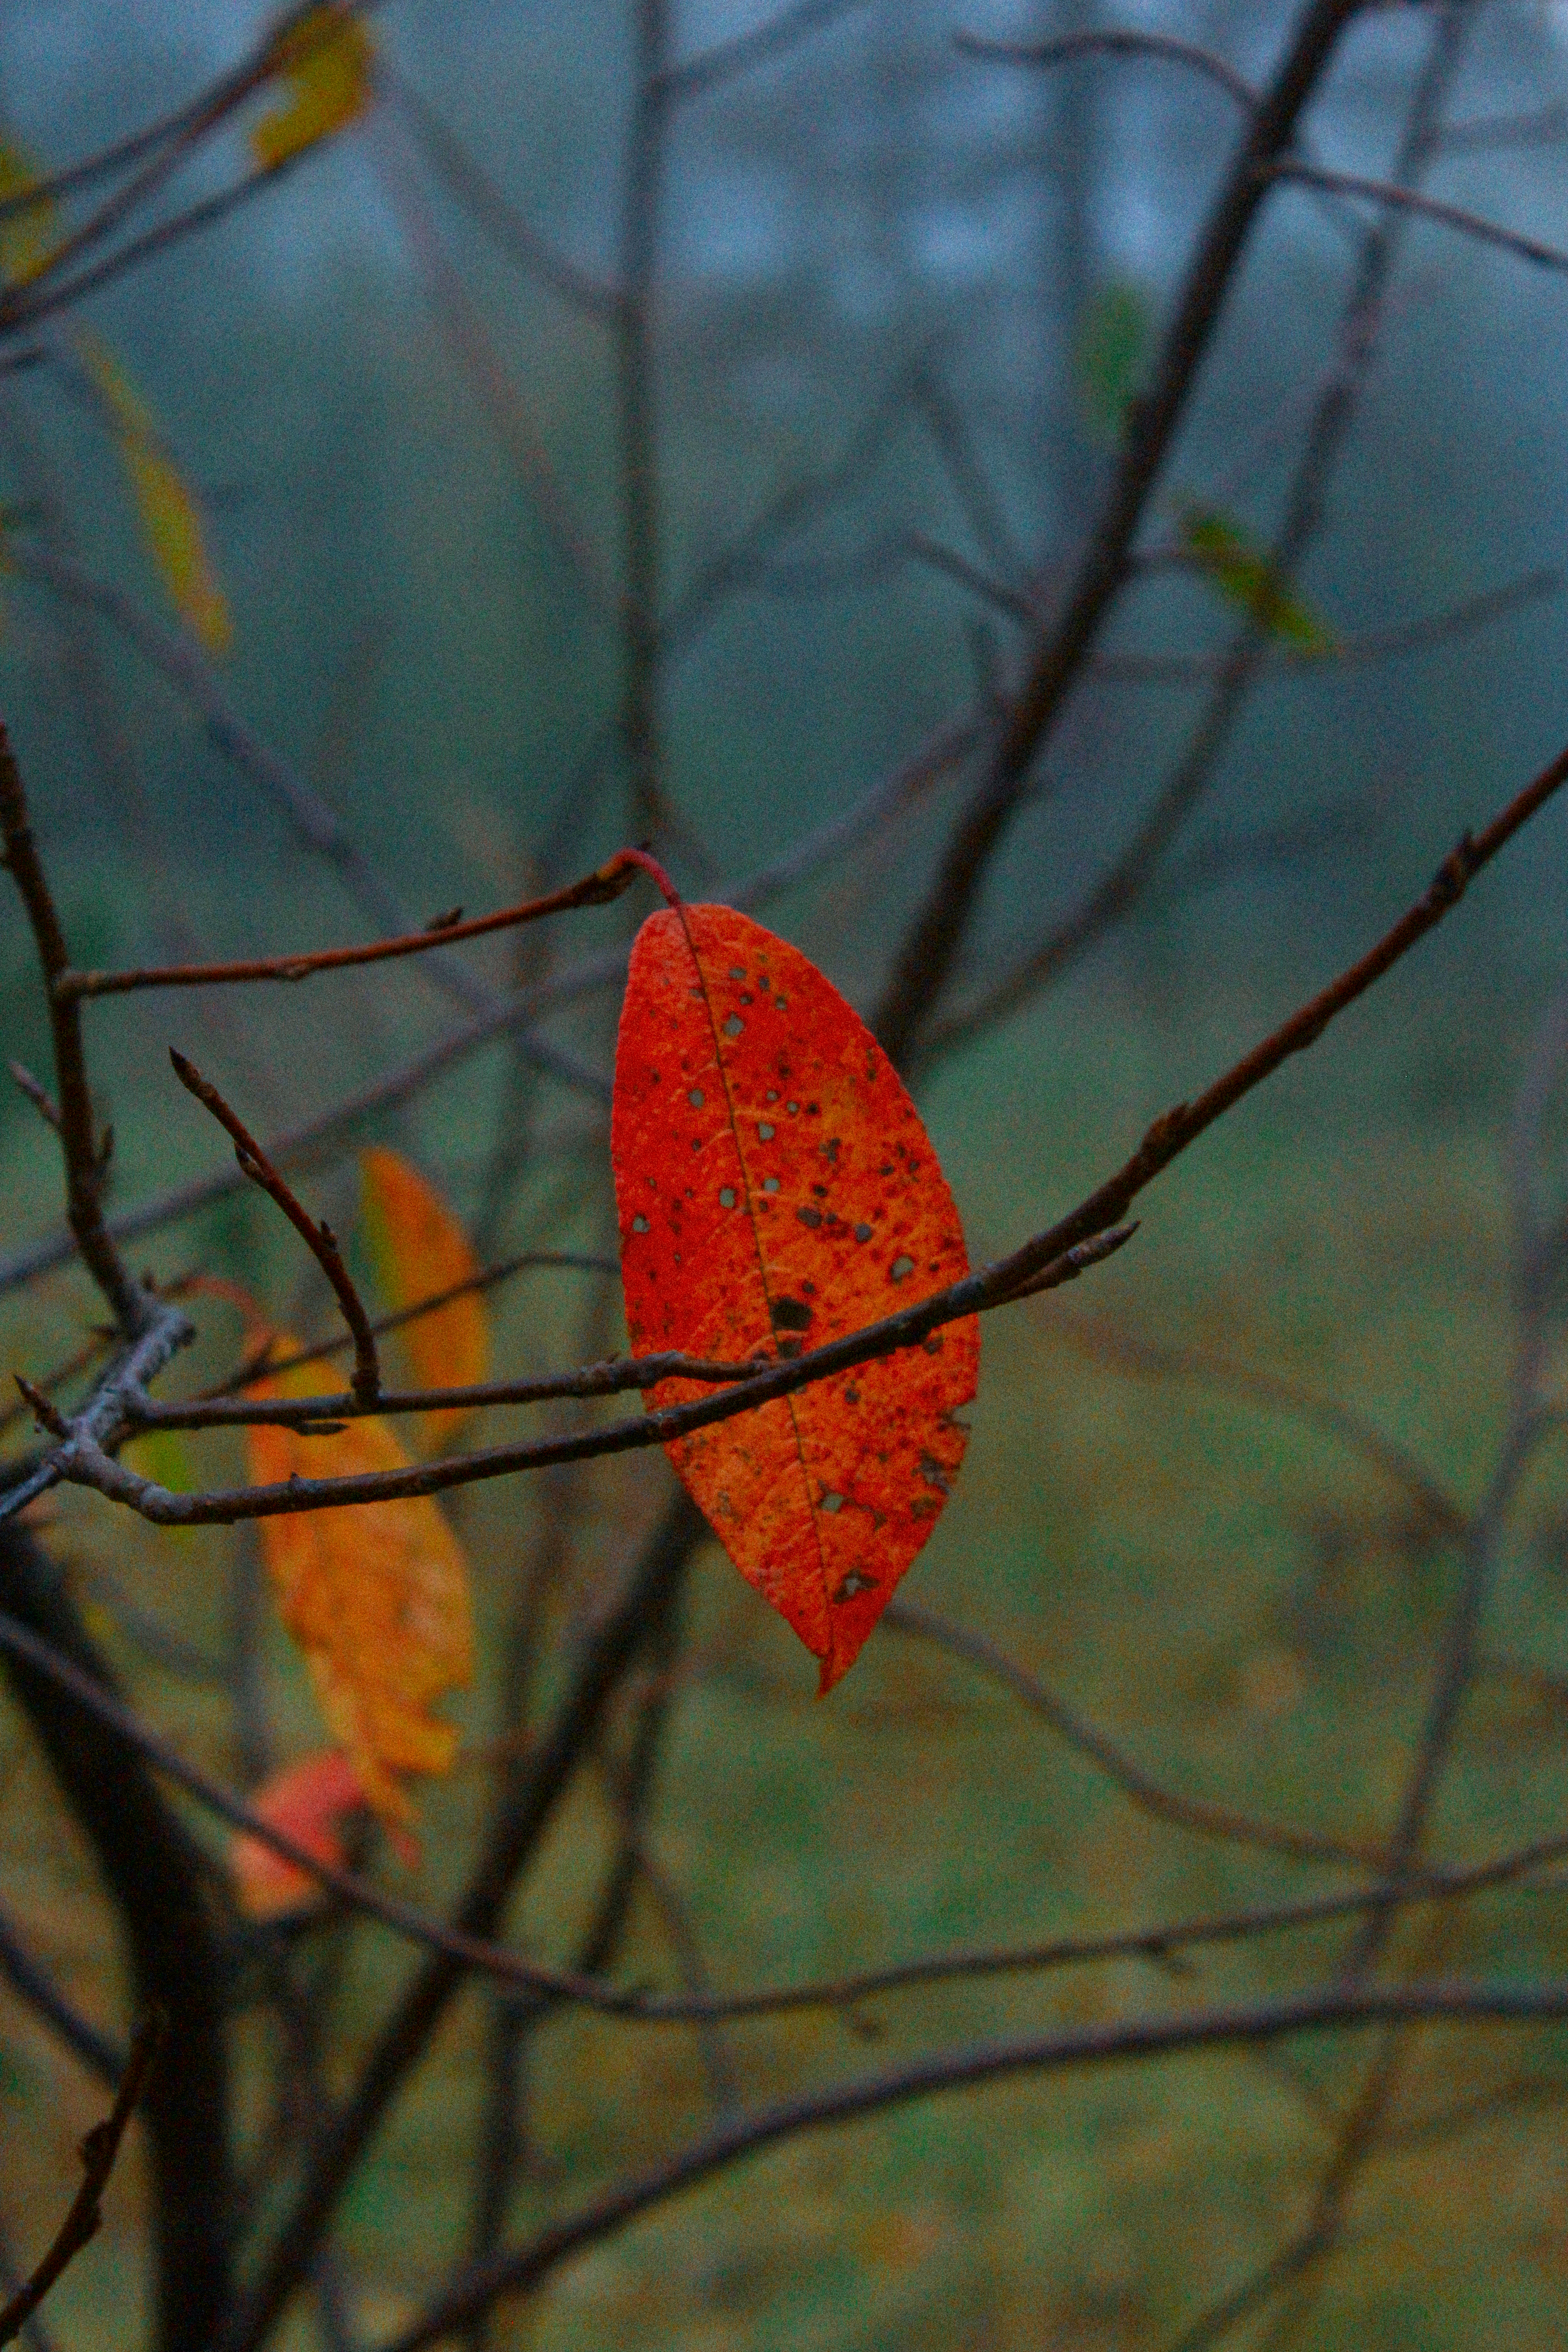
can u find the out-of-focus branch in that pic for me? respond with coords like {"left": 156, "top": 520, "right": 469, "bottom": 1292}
{"left": 873, "top": 0, "right": 1367, "bottom": 1065}
{"left": 954, "top": 26, "right": 1257, "bottom": 113}
{"left": 657, "top": 0, "right": 871, "bottom": 103}
{"left": 379, "top": 64, "right": 622, "bottom": 320}
{"left": 379, "top": 1977, "right": 1568, "bottom": 2352}
{"left": 0, "top": 2010, "right": 165, "bottom": 2352}
{"left": 884, "top": 1599, "right": 1378, "bottom": 1866}
{"left": 1267, "top": 159, "right": 1568, "bottom": 272}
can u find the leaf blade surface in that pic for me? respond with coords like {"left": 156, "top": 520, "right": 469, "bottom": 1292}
{"left": 612, "top": 905, "right": 977, "bottom": 1690}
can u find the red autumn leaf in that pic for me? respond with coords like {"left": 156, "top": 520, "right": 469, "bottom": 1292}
{"left": 230, "top": 1747, "right": 365, "bottom": 1920}
{"left": 611, "top": 881, "right": 978, "bottom": 1691}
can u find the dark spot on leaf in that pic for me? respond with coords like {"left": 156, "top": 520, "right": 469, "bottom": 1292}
{"left": 798, "top": 1207, "right": 822, "bottom": 1229}
{"left": 919, "top": 1456, "right": 951, "bottom": 1494}
{"left": 835, "top": 1568, "right": 877, "bottom": 1599}
{"left": 844, "top": 1385, "right": 860, "bottom": 1403}
{"left": 771, "top": 1297, "right": 813, "bottom": 1332}
{"left": 922, "top": 1336, "right": 942, "bottom": 1354}
{"left": 776, "top": 1338, "right": 802, "bottom": 1359}
{"left": 728, "top": 966, "right": 745, "bottom": 980}
{"left": 854, "top": 1223, "right": 872, "bottom": 1243}
{"left": 775, "top": 996, "right": 787, "bottom": 1009}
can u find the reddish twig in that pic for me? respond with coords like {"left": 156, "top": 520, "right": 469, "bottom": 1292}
{"left": 56, "top": 856, "right": 641, "bottom": 1000}
{"left": 63, "top": 736, "right": 1568, "bottom": 1528}
{"left": 167, "top": 1052, "right": 381, "bottom": 1408}
{"left": 0, "top": 2008, "right": 166, "bottom": 2350}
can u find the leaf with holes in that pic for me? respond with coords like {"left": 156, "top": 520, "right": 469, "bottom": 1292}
{"left": 611, "top": 871, "right": 978, "bottom": 1691}
{"left": 246, "top": 1336, "right": 472, "bottom": 1847}
{"left": 230, "top": 1747, "right": 366, "bottom": 1919}
{"left": 359, "top": 1146, "right": 488, "bottom": 1454}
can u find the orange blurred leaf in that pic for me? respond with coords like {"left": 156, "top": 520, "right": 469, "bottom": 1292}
{"left": 0, "top": 134, "right": 60, "bottom": 289}
{"left": 246, "top": 1337, "right": 473, "bottom": 1842}
{"left": 359, "top": 1146, "right": 489, "bottom": 1453}
{"left": 230, "top": 1747, "right": 365, "bottom": 1918}
{"left": 252, "top": 3, "right": 375, "bottom": 173}
{"left": 611, "top": 899, "right": 978, "bottom": 1692}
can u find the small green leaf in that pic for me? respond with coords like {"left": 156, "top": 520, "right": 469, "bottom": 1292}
{"left": 1074, "top": 279, "right": 1153, "bottom": 445}
{"left": 1174, "top": 499, "right": 1337, "bottom": 654}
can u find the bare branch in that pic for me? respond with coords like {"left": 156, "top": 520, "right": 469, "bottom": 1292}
{"left": 0, "top": 723, "right": 146, "bottom": 1328}
{"left": 1267, "top": 159, "right": 1568, "bottom": 274}
{"left": 167, "top": 1053, "right": 381, "bottom": 1407}
{"left": 955, "top": 26, "right": 1257, "bottom": 113}
{"left": 657, "top": 0, "right": 871, "bottom": 103}
{"left": 0, "top": 2009, "right": 165, "bottom": 2350}
{"left": 50, "top": 736, "right": 1568, "bottom": 1528}
{"left": 56, "top": 855, "right": 641, "bottom": 1000}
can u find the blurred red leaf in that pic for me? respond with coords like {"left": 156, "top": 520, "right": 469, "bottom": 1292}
{"left": 230, "top": 1748, "right": 365, "bottom": 1919}
{"left": 612, "top": 893, "right": 978, "bottom": 1691}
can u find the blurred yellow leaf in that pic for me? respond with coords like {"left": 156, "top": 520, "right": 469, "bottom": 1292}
{"left": 78, "top": 339, "right": 231, "bottom": 655}
{"left": 252, "top": 3, "right": 376, "bottom": 173}
{"left": 360, "top": 1146, "right": 489, "bottom": 1455}
{"left": 246, "top": 1335, "right": 473, "bottom": 1847}
{"left": 0, "top": 134, "right": 61, "bottom": 288}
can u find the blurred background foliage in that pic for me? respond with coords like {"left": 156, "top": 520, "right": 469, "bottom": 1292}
{"left": 4, "top": 2, "right": 1568, "bottom": 2347}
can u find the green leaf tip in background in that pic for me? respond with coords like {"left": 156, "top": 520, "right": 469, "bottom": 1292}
{"left": 1173, "top": 497, "right": 1338, "bottom": 655}
{"left": 1074, "top": 278, "right": 1154, "bottom": 445}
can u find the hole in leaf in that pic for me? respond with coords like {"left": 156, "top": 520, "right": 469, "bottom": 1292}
{"left": 631, "top": 1215, "right": 649, "bottom": 1234}
{"left": 836, "top": 1568, "right": 877, "bottom": 1598}
{"left": 891, "top": 1255, "right": 915, "bottom": 1282}
{"left": 820, "top": 1491, "right": 844, "bottom": 1514}
{"left": 787, "top": 1101, "right": 799, "bottom": 1115}
{"left": 798, "top": 1207, "right": 823, "bottom": 1229}
{"left": 729, "top": 966, "right": 745, "bottom": 980}
{"left": 719, "top": 1188, "right": 736, "bottom": 1209}
{"left": 775, "top": 996, "right": 787, "bottom": 1009}
{"left": 757, "top": 1122, "right": 775, "bottom": 1140}
{"left": 723, "top": 1014, "right": 744, "bottom": 1037}
{"left": 763, "top": 1176, "right": 780, "bottom": 1192}
{"left": 688, "top": 1088, "right": 704, "bottom": 1107}
{"left": 854, "top": 1223, "right": 872, "bottom": 1243}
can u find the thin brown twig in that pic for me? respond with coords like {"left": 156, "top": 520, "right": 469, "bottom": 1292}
{"left": 56, "top": 856, "right": 641, "bottom": 1000}
{"left": 55, "top": 735, "right": 1568, "bottom": 1529}
{"left": 0, "top": 2008, "right": 166, "bottom": 2350}
{"left": 167, "top": 1053, "right": 381, "bottom": 1408}
{"left": 0, "top": 722, "right": 145, "bottom": 1329}
{"left": 884, "top": 1599, "right": 1380, "bottom": 1867}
